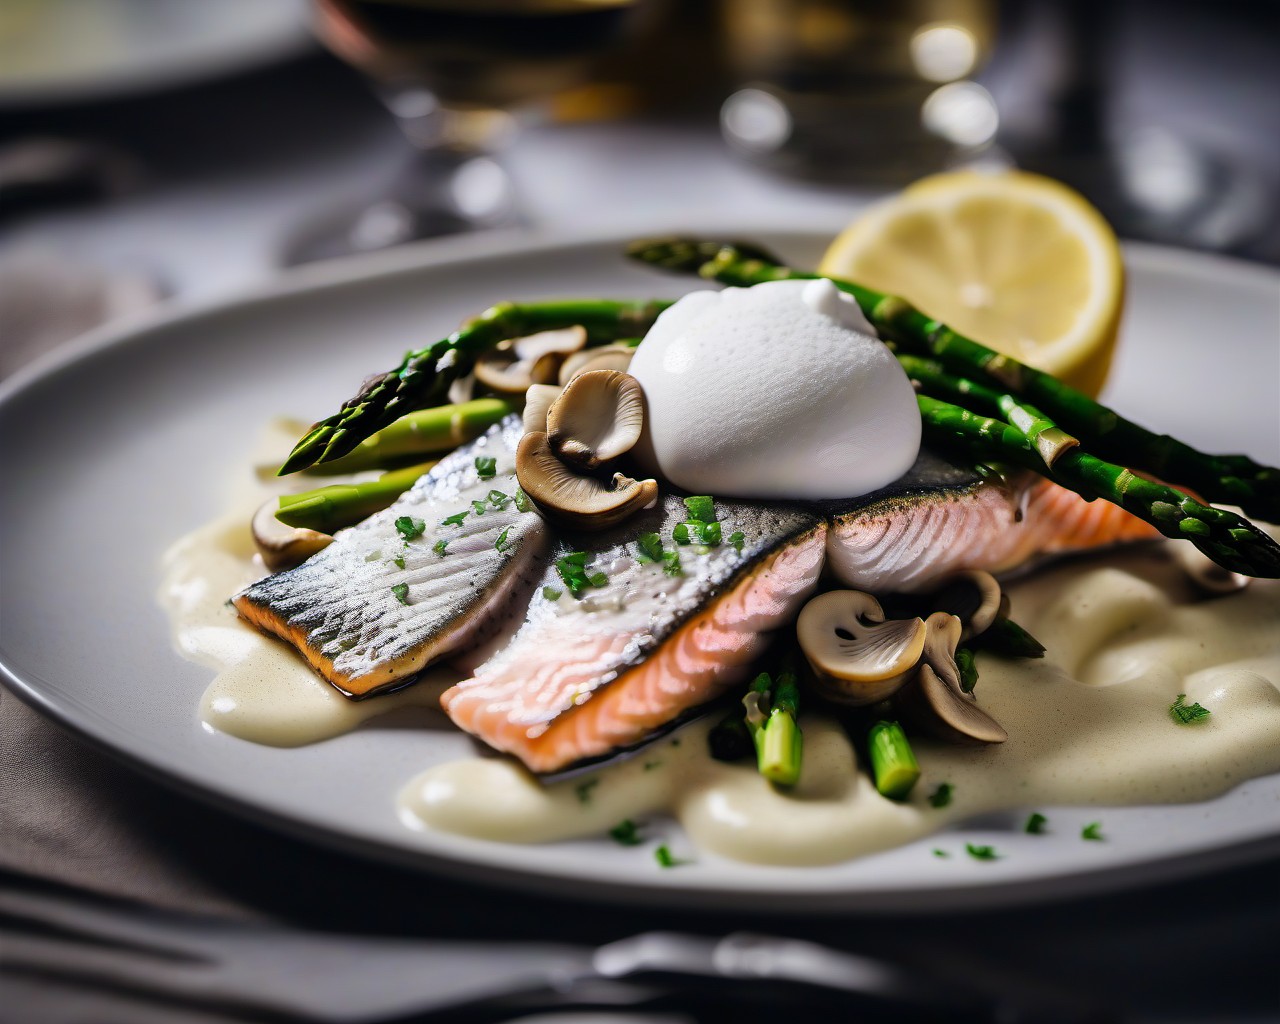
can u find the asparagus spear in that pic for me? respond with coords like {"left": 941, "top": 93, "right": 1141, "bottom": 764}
{"left": 867, "top": 720, "right": 920, "bottom": 800}
{"left": 275, "top": 460, "right": 435, "bottom": 533}
{"left": 918, "top": 395, "right": 1280, "bottom": 578}
{"left": 291, "top": 398, "right": 512, "bottom": 476}
{"left": 280, "top": 299, "right": 671, "bottom": 474}
{"left": 743, "top": 670, "right": 804, "bottom": 787}
{"left": 626, "top": 238, "right": 1280, "bottom": 522}
{"left": 973, "top": 617, "right": 1046, "bottom": 659}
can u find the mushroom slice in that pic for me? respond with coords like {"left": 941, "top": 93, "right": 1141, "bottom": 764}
{"left": 558, "top": 343, "right": 635, "bottom": 385}
{"left": 251, "top": 499, "right": 332, "bottom": 571}
{"left": 930, "top": 570, "right": 1002, "bottom": 640}
{"left": 796, "top": 590, "right": 927, "bottom": 706}
{"left": 546, "top": 369, "right": 645, "bottom": 471}
{"left": 515, "top": 431, "right": 658, "bottom": 531}
{"left": 522, "top": 383, "right": 563, "bottom": 434}
{"left": 898, "top": 611, "right": 1007, "bottom": 745}
{"left": 474, "top": 326, "right": 587, "bottom": 394}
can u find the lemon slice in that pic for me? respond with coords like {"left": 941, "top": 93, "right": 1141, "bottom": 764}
{"left": 820, "top": 170, "right": 1124, "bottom": 397}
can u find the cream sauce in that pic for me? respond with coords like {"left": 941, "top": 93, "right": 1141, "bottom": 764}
{"left": 162, "top": 438, "right": 1280, "bottom": 865}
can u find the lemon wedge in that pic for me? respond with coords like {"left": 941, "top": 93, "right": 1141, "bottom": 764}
{"left": 820, "top": 170, "right": 1124, "bottom": 397}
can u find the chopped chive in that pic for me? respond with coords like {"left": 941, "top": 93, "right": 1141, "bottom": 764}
{"left": 654, "top": 844, "right": 687, "bottom": 868}
{"left": 394, "top": 516, "right": 426, "bottom": 542}
{"left": 495, "top": 527, "right": 512, "bottom": 553}
{"left": 543, "top": 586, "right": 562, "bottom": 601}
{"left": 392, "top": 554, "right": 406, "bottom": 569}
{"left": 391, "top": 583, "right": 410, "bottom": 605}
{"left": 1025, "top": 812, "right": 1048, "bottom": 835}
{"left": 562, "top": 551, "right": 589, "bottom": 565}
{"left": 1170, "top": 693, "right": 1211, "bottom": 725}
{"left": 727, "top": 531, "right": 744, "bottom": 551}
{"left": 698, "top": 521, "right": 722, "bottom": 546}
{"left": 1081, "top": 822, "right": 1104, "bottom": 841}
{"left": 609, "top": 820, "right": 643, "bottom": 846}
{"left": 965, "top": 843, "right": 999, "bottom": 861}
{"left": 575, "top": 778, "right": 598, "bottom": 805}
{"left": 672, "top": 522, "right": 691, "bottom": 545}
{"left": 441, "top": 511, "right": 468, "bottom": 527}
{"left": 513, "top": 487, "right": 533, "bottom": 513}
{"left": 587, "top": 571, "right": 608, "bottom": 588}
{"left": 928, "top": 783, "right": 953, "bottom": 808}
{"left": 433, "top": 539, "right": 448, "bottom": 556}
{"left": 635, "top": 532, "right": 664, "bottom": 563}
{"left": 683, "top": 495, "right": 715, "bottom": 523}
{"left": 662, "top": 549, "right": 683, "bottom": 577}
{"left": 474, "top": 456, "right": 497, "bottom": 479}
{"left": 933, "top": 849, "right": 950, "bottom": 858}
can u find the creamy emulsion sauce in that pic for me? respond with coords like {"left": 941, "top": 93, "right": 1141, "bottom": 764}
{"left": 159, "top": 435, "right": 1280, "bottom": 866}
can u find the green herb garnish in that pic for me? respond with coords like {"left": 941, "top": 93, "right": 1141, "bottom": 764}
{"left": 471, "top": 500, "right": 488, "bottom": 515}
{"left": 394, "top": 516, "right": 426, "bottom": 542}
{"left": 928, "top": 783, "right": 953, "bottom": 808}
{"left": 609, "top": 820, "right": 643, "bottom": 846}
{"left": 727, "top": 531, "right": 745, "bottom": 551}
{"left": 441, "top": 511, "right": 468, "bottom": 527}
{"left": 654, "top": 844, "right": 687, "bottom": 868}
{"left": 588, "top": 571, "right": 608, "bottom": 588}
{"left": 698, "top": 521, "right": 722, "bottom": 545}
{"left": 683, "top": 495, "right": 716, "bottom": 523}
{"left": 635, "top": 532, "right": 664, "bottom": 563}
{"left": 543, "top": 586, "right": 562, "bottom": 601}
{"left": 392, "top": 554, "right": 406, "bottom": 569}
{"left": 1025, "top": 812, "right": 1048, "bottom": 835}
{"left": 495, "top": 527, "right": 512, "bottom": 553}
{"left": 487, "top": 489, "right": 510, "bottom": 509}
{"left": 555, "top": 551, "right": 608, "bottom": 597}
{"left": 391, "top": 583, "right": 410, "bottom": 605}
{"left": 933, "top": 849, "right": 949, "bottom": 858}
{"left": 1170, "top": 693, "right": 1211, "bottom": 725}
{"left": 1081, "top": 822, "right": 1104, "bottom": 841}
{"left": 672, "top": 522, "right": 691, "bottom": 545}
{"left": 575, "top": 778, "right": 598, "bottom": 805}
{"left": 661, "top": 550, "right": 683, "bottom": 577}
{"left": 965, "top": 843, "right": 998, "bottom": 861}
{"left": 513, "top": 487, "right": 533, "bottom": 513}
{"left": 433, "top": 539, "right": 448, "bottom": 556}
{"left": 643, "top": 761, "right": 661, "bottom": 771}
{"left": 474, "top": 456, "right": 497, "bottom": 479}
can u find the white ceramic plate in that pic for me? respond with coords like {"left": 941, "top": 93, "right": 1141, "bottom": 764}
{"left": 2, "top": 229, "right": 1278, "bottom": 912}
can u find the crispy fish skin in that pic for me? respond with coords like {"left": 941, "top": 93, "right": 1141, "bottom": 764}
{"left": 821, "top": 451, "right": 1159, "bottom": 593}
{"left": 441, "top": 498, "right": 827, "bottom": 772}
{"left": 233, "top": 420, "right": 548, "bottom": 698}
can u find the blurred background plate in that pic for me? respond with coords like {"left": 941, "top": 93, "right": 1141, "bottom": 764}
{"left": 0, "top": 0, "right": 311, "bottom": 109}
{"left": 0, "top": 227, "right": 1277, "bottom": 912}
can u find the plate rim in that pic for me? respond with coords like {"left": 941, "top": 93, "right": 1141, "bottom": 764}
{"left": 2, "top": 226, "right": 1278, "bottom": 913}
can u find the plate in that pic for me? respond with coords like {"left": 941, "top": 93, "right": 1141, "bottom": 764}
{"left": 2, "top": 228, "right": 1278, "bottom": 912}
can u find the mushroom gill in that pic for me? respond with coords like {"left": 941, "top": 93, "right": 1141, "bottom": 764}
{"left": 897, "top": 611, "right": 1008, "bottom": 745}
{"left": 474, "top": 326, "right": 587, "bottom": 394}
{"left": 546, "top": 369, "right": 645, "bottom": 470}
{"left": 515, "top": 431, "right": 657, "bottom": 530}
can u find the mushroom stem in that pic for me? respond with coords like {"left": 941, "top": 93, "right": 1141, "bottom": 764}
{"left": 867, "top": 720, "right": 921, "bottom": 801}
{"left": 275, "top": 460, "right": 436, "bottom": 533}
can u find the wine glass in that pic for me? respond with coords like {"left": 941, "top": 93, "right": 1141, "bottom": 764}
{"left": 286, "top": 0, "right": 655, "bottom": 264}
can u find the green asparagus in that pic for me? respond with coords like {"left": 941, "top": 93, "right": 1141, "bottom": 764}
{"left": 867, "top": 720, "right": 920, "bottom": 800}
{"left": 743, "top": 670, "right": 803, "bottom": 787}
{"left": 280, "top": 299, "right": 670, "bottom": 474}
{"left": 626, "top": 238, "right": 1280, "bottom": 522}
{"left": 275, "top": 460, "right": 435, "bottom": 533}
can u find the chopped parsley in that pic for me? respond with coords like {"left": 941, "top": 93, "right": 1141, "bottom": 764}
{"left": 698, "top": 521, "right": 722, "bottom": 545}
{"left": 513, "top": 487, "right": 533, "bottom": 513}
{"left": 965, "top": 843, "right": 999, "bottom": 861}
{"left": 575, "top": 778, "right": 598, "bottom": 805}
{"left": 392, "top": 554, "right": 406, "bottom": 570}
{"left": 391, "top": 583, "right": 410, "bottom": 605}
{"left": 933, "top": 849, "right": 950, "bottom": 859}
{"left": 635, "top": 532, "right": 664, "bottom": 563}
{"left": 394, "top": 516, "right": 426, "bottom": 542}
{"left": 474, "top": 456, "right": 497, "bottom": 479}
{"left": 928, "top": 783, "right": 953, "bottom": 808}
{"left": 654, "top": 844, "right": 688, "bottom": 868}
{"left": 1081, "top": 822, "right": 1104, "bottom": 841}
{"left": 542, "top": 586, "right": 562, "bottom": 601}
{"left": 661, "top": 549, "right": 683, "bottom": 577}
{"left": 1170, "top": 693, "right": 1211, "bottom": 725}
{"left": 487, "top": 489, "right": 510, "bottom": 509}
{"left": 727, "top": 531, "right": 744, "bottom": 551}
{"left": 672, "top": 522, "right": 690, "bottom": 546}
{"left": 471, "top": 500, "right": 488, "bottom": 515}
{"left": 683, "top": 495, "right": 716, "bottom": 523}
{"left": 1025, "top": 812, "right": 1048, "bottom": 835}
{"left": 556, "top": 551, "right": 608, "bottom": 597}
{"left": 433, "top": 539, "right": 448, "bottom": 556}
{"left": 495, "top": 527, "right": 512, "bottom": 553}
{"left": 441, "top": 511, "right": 469, "bottom": 527}
{"left": 609, "top": 819, "right": 643, "bottom": 846}
{"left": 674, "top": 520, "right": 721, "bottom": 546}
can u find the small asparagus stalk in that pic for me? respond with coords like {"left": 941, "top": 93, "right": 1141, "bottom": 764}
{"left": 973, "top": 617, "right": 1046, "bottom": 659}
{"left": 742, "top": 670, "right": 804, "bottom": 787}
{"left": 275, "top": 460, "right": 435, "bottom": 533}
{"left": 292, "top": 398, "right": 511, "bottom": 475}
{"left": 280, "top": 299, "right": 670, "bottom": 474}
{"left": 867, "top": 720, "right": 920, "bottom": 800}
{"left": 918, "top": 395, "right": 1280, "bottom": 578}
{"left": 626, "top": 239, "right": 1280, "bottom": 522}
{"left": 955, "top": 647, "right": 979, "bottom": 694}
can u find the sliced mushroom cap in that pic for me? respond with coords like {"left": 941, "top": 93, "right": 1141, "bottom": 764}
{"left": 558, "top": 343, "right": 635, "bottom": 385}
{"left": 522, "top": 383, "right": 563, "bottom": 434}
{"left": 515, "top": 431, "right": 658, "bottom": 530}
{"left": 930, "top": 570, "right": 1003, "bottom": 640}
{"left": 896, "top": 611, "right": 1007, "bottom": 744}
{"left": 251, "top": 499, "right": 332, "bottom": 571}
{"left": 546, "top": 370, "right": 645, "bottom": 470}
{"left": 474, "top": 326, "right": 587, "bottom": 394}
{"left": 796, "top": 590, "right": 927, "bottom": 706}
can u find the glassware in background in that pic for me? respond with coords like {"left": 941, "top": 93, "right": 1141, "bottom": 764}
{"left": 286, "top": 0, "right": 655, "bottom": 264}
{"left": 718, "top": 0, "right": 999, "bottom": 184}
